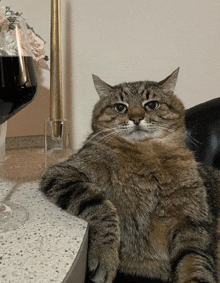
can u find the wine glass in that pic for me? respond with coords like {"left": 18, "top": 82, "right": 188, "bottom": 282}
{"left": 0, "top": 16, "right": 38, "bottom": 233}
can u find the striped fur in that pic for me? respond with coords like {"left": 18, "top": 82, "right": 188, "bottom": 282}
{"left": 40, "top": 69, "right": 220, "bottom": 283}
{"left": 41, "top": 163, "right": 120, "bottom": 283}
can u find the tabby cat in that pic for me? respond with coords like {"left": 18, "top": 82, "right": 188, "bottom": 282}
{"left": 40, "top": 69, "right": 220, "bottom": 283}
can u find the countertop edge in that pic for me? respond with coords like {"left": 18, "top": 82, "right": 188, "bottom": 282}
{"left": 63, "top": 226, "right": 89, "bottom": 283}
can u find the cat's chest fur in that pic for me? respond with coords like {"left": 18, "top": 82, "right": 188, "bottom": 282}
{"left": 102, "top": 142, "right": 168, "bottom": 225}
{"left": 109, "top": 140, "right": 188, "bottom": 192}
{"left": 103, "top": 140, "right": 200, "bottom": 276}
{"left": 110, "top": 143, "right": 162, "bottom": 208}
{"left": 104, "top": 139, "right": 198, "bottom": 234}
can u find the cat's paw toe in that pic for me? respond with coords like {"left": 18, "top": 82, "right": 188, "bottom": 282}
{"left": 87, "top": 248, "right": 119, "bottom": 283}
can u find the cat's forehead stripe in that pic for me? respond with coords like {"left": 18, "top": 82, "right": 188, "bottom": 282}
{"left": 122, "top": 84, "right": 148, "bottom": 97}
{"left": 138, "top": 84, "right": 146, "bottom": 95}
{"left": 122, "top": 85, "right": 132, "bottom": 96}
{"left": 120, "top": 92, "right": 125, "bottom": 101}
{"left": 118, "top": 82, "right": 158, "bottom": 101}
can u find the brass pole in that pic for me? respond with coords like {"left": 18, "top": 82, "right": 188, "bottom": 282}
{"left": 50, "top": 0, "right": 64, "bottom": 137}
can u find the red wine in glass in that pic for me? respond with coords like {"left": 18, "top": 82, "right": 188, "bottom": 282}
{"left": 0, "top": 56, "right": 38, "bottom": 125}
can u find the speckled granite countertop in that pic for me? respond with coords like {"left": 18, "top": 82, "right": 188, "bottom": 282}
{"left": 0, "top": 148, "right": 88, "bottom": 283}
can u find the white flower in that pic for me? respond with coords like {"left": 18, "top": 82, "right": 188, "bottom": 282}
{"left": 27, "top": 29, "right": 49, "bottom": 70}
{"left": 1, "top": 31, "right": 17, "bottom": 56}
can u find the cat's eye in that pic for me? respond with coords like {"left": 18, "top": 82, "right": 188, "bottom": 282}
{"left": 144, "top": 101, "right": 159, "bottom": 111}
{"left": 114, "top": 103, "right": 128, "bottom": 113}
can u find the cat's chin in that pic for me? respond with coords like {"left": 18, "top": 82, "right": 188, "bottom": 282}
{"left": 122, "top": 130, "right": 152, "bottom": 142}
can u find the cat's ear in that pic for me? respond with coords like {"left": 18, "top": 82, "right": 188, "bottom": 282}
{"left": 159, "top": 68, "right": 180, "bottom": 93}
{"left": 92, "top": 74, "right": 113, "bottom": 98}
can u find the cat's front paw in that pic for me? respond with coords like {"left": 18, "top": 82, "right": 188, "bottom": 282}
{"left": 87, "top": 245, "right": 119, "bottom": 283}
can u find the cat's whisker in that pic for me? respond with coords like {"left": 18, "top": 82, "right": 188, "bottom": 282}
{"left": 150, "top": 123, "right": 183, "bottom": 134}
{"left": 186, "top": 132, "right": 202, "bottom": 149}
{"left": 97, "top": 128, "right": 125, "bottom": 142}
{"left": 84, "top": 127, "right": 120, "bottom": 145}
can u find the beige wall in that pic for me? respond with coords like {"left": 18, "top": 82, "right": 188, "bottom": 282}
{"left": 3, "top": 0, "right": 220, "bottom": 150}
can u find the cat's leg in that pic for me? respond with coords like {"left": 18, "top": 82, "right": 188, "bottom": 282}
{"left": 169, "top": 218, "right": 217, "bottom": 283}
{"left": 40, "top": 163, "right": 120, "bottom": 283}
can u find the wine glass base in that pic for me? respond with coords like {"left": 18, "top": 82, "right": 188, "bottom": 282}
{"left": 0, "top": 201, "right": 29, "bottom": 233}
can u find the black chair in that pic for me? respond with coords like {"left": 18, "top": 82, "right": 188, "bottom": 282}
{"left": 185, "top": 97, "right": 220, "bottom": 170}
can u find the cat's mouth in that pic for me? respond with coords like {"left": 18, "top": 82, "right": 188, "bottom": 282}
{"left": 125, "top": 125, "right": 150, "bottom": 140}
{"left": 132, "top": 124, "right": 148, "bottom": 132}
{"left": 133, "top": 126, "right": 145, "bottom": 132}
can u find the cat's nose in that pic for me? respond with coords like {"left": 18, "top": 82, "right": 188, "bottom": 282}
{"left": 128, "top": 107, "right": 145, "bottom": 125}
{"left": 130, "top": 117, "right": 143, "bottom": 125}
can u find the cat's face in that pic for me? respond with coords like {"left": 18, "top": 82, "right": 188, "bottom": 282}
{"left": 92, "top": 69, "right": 186, "bottom": 142}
